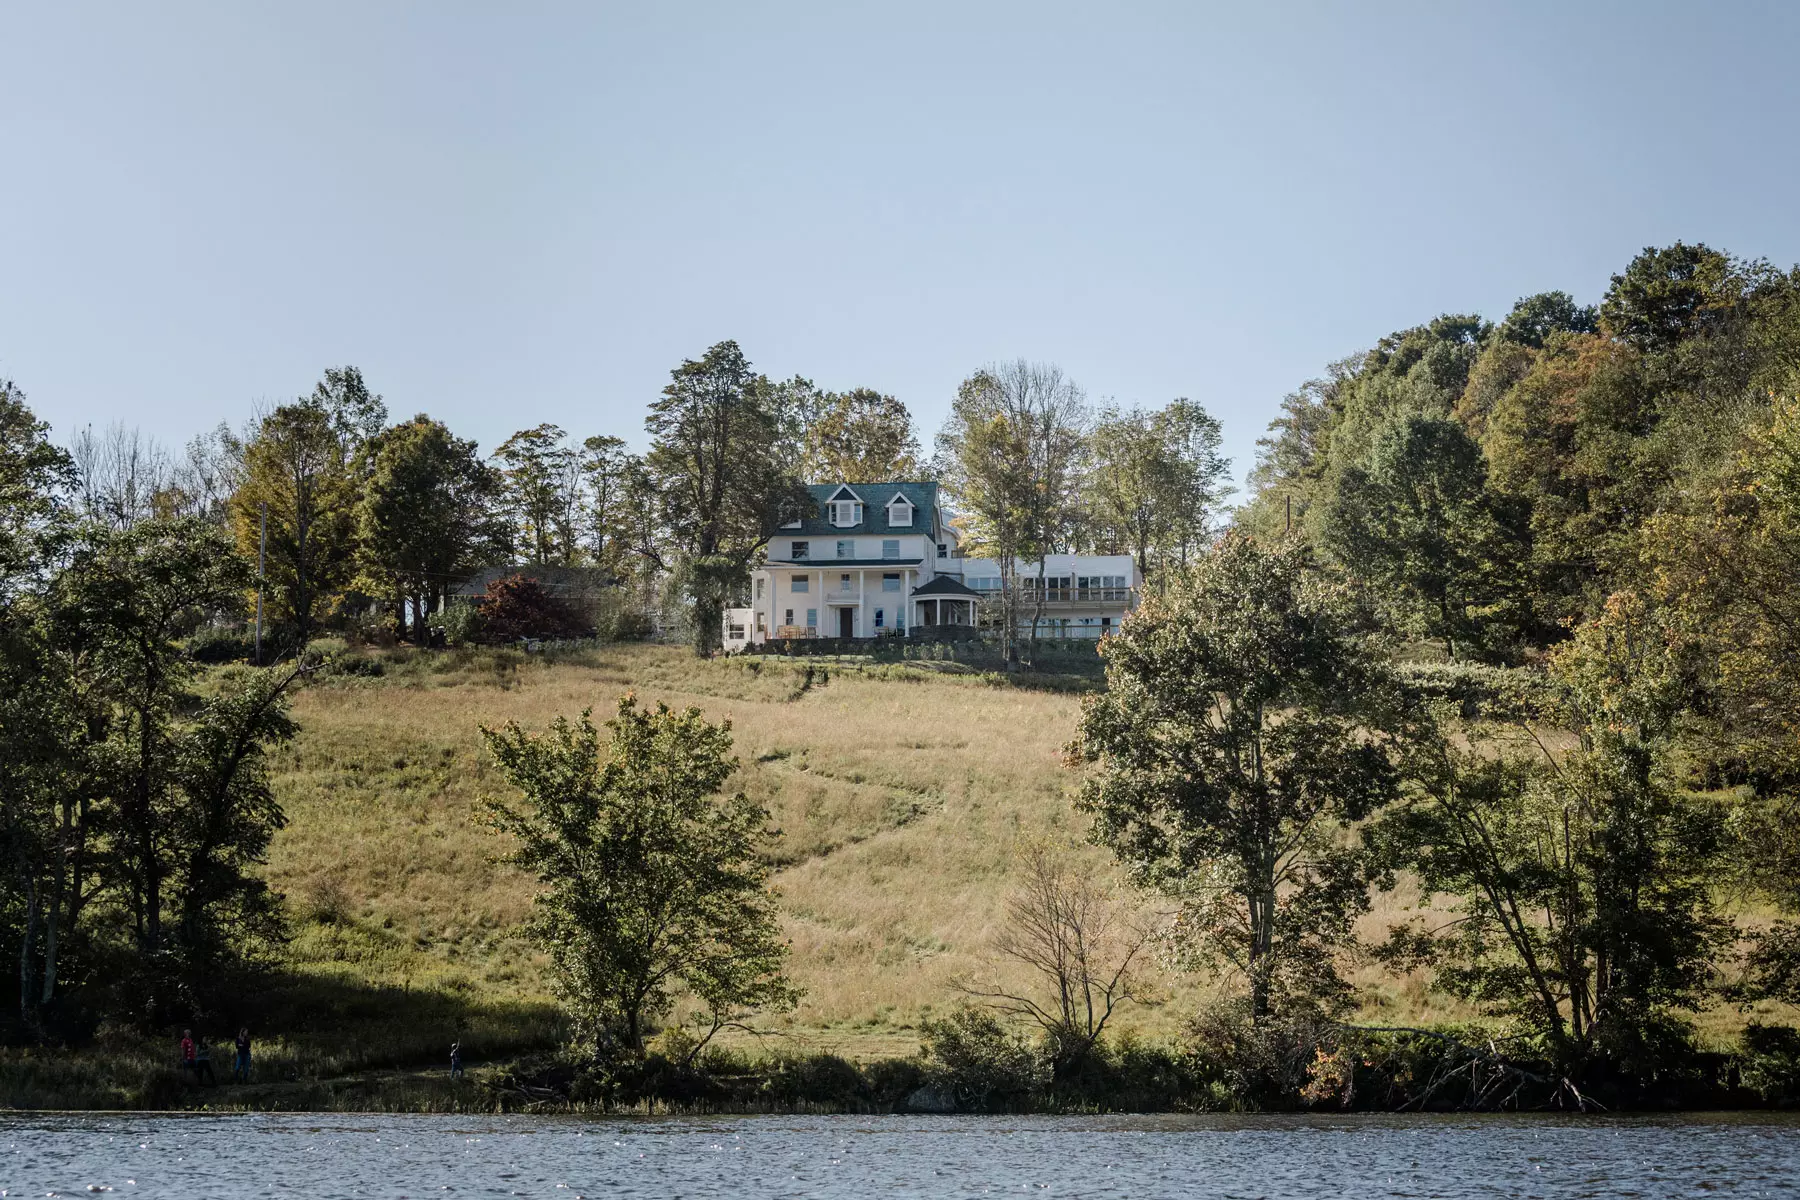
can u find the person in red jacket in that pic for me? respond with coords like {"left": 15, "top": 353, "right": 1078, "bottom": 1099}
{"left": 179, "top": 1030, "right": 197, "bottom": 1082}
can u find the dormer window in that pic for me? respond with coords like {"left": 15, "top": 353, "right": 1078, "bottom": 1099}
{"left": 825, "top": 485, "right": 864, "bottom": 528}
{"left": 886, "top": 493, "right": 914, "bottom": 527}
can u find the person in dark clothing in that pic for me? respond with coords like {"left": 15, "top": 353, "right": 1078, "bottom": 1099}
{"left": 194, "top": 1037, "right": 216, "bottom": 1085}
{"left": 233, "top": 1028, "right": 252, "bottom": 1083}
{"left": 449, "top": 1041, "right": 464, "bottom": 1080}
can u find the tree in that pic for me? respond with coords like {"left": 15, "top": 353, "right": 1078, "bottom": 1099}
{"left": 1498, "top": 291, "right": 1598, "bottom": 349}
{"left": 357, "top": 416, "right": 500, "bottom": 641}
{"left": 480, "top": 696, "right": 797, "bottom": 1057}
{"left": 167, "top": 662, "right": 305, "bottom": 983}
{"left": 68, "top": 424, "right": 170, "bottom": 529}
{"left": 1377, "top": 594, "right": 1729, "bottom": 1071}
{"left": 578, "top": 434, "right": 635, "bottom": 574}
{"left": 1644, "top": 395, "right": 1800, "bottom": 998}
{"left": 798, "top": 388, "right": 921, "bottom": 482}
{"left": 230, "top": 399, "right": 356, "bottom": 641}
{"left": 493, "top": 424, "right": 580, "bottom": 566}
{"left": 955, "top": 845, "right": 1150, "bottom": 1072}
{"left": 1323, "top": 414, "right": 1523, "bottom": 659}
{"left": 307, "top": 365, "right": 388, "bottom": 451}
{"left": 0, "top": 380, "right": 74, "bottom": 588}
{"left": 1070, "top": 535, "right": 1403, "bottom": 1023}
{"left": 473, "top": 573, "right": 590, "bottom": 643}
{"left": 1084, "top": 399, "right": 1231, "bottom": 584}
{"left": 0, "top": 382, "right": 81, "bottom": 1034}
{"left": 1600, "top": 243, "right": 1738, "bottom": 353}
{"left": 55, "top": 519, "right": 252, "bottom": 965}
{"left": 936, "top": 361, "right": 1086, "bottom": 665}
{"left": 936, "top": 374, "right": 1032, "bottom": 662}
{"left": 639, "top": 341, "right": 807, "bottom": 655}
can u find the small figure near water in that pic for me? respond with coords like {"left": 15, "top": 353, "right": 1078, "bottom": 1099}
{"left": 450, "top": 1040, "right": 464, "bottom": 1080}
{"left": 193, "top": 1036, "right": 216, "bottom": 1086}
{"left": 233, "top": 1027, "right": 253, "bottom": 1083}
{"left": 179, "top": 1029, "right": 196, "bottom": 1080}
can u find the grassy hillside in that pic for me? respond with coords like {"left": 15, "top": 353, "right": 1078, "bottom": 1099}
{"left": 262, "top": 642, "right": 1501, "bottom": 1064}
{"left": 268, "top": 642, "right": 1170, "bottom": 1062}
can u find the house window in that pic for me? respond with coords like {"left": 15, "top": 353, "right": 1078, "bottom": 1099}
{"left": 882, "top": 573, "right": 901, "bottom": 592}
{"left": 784, "top": 608, "right": 794, "bottom": 626}
{"left": 792, "top": 541, "right": 809, "bottom": 560}
{"left": 792, "top": 576, "right": 810, "bottom": 593}
{"left": 882, "top": 539, "right": 900, "bottom": 559}
{"left": 837, "top": 539, "right": 855, "bottom": 558}
{"left": 831, "top": 500, "right": 863, "bottom": 527}
{"left": 806, "top": 608, "right": 817, "bottom": 629}
{"left": 840, "top": 573, "right": 852, "bottom": 587}
{"left": 937, "top": 543, "right": 947, "bottom": 559}
{"left": 727, "top": 622, "right": 746, "bottom": 639}
{"left": 754, "top": 578, "right": 765, "bottom": 600}
{"left": 887, "top": 500, "right": 912, "bottom": 527}
{"left": 874, "top": 608, "right": 885, "bottom": 628}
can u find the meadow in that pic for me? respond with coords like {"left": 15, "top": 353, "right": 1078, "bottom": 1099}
{"left": 8, "top": 640, "right": 1790, "bottom": 1110}
{"left": 259, "top": 641, "right": 1483, "bottom": 1064}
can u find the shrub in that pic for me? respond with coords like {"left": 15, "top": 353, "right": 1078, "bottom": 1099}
{"left": 431, "top": 599, "right": 482, "bottom": 647}
{"left": 1738, "top": 1023, "right": 1800, "bottom": 1105}
{"left": 187, "top": 625, "right": 255, "bottom": 663}
{"left": 475, "top": 575, "right": 590, "bottom": 643}
{"left": 1186, "top": 999, "right": 1333, "bottom": 1110}
{"left": 920, "top": 1007, "right": 1049, "bottom": 1110}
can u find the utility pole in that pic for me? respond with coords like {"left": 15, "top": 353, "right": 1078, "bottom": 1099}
{"left": 255, "top": 501, "right": 267, "bottom": 666}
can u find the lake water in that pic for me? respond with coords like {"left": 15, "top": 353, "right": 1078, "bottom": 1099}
{"left": 5, "top": 1111, "right": 1799, "bottom": 1199}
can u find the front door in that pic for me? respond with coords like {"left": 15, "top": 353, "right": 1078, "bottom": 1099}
{"left": 838, "top": 607, "right": 855, "bottom": 638}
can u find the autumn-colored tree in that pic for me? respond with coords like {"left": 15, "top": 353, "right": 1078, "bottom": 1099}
{"left": 230, "top": 398, "right": 356, "bottom": 640}
{"left": 474, "top": 573, "right": 590, "bottom": 643}
{"left": 798, "top": 388, "right": 921, "bottom": 483}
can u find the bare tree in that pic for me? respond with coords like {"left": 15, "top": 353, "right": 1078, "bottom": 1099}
{"left": 957, "top": 846, "right": 1151, "bottom": 1069}
{"left": 69, "top": 423, "right": 171, "bottom": 528}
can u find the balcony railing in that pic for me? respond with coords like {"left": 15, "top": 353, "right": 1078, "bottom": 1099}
{"left": 972, "top": 586, "right": 1137, "bottom": 605}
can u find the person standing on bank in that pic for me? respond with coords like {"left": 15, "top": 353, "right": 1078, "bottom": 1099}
{"left": 193, "top": 1036, "right": 217, "bottom": 1086}
{"left": 179, "top": 1029, "right": 197, "bottom": 1082}
{"left": 450, "top": 1040, "right": 464, "bottom": 1080}
{"left": 233, "top": 1027, "right": 252, "bottom": 1083}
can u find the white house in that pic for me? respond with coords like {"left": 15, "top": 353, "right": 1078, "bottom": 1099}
{"left": 721, "top": 481, "right": 1139, "bottom": 649}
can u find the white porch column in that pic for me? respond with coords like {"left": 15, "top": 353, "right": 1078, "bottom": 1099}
{"left": 858, "top": 569, "right": 868, "bottom": 638}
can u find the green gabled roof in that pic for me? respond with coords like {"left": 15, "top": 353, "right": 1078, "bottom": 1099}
{"left": 781, "top": 481, "right": 941, "bottom": 537}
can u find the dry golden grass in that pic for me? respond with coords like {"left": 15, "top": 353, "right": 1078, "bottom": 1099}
{"left": 261, "top": 642, "right": 1776, "bottom": 1062}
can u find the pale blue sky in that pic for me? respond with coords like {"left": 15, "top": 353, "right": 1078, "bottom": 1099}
{"left": 5, "top": 2, "right": 1799, "bottom": 486}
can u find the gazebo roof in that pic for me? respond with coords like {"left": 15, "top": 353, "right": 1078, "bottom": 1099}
{"left": 911, "top": 575, "right": 982, "bottom": 599}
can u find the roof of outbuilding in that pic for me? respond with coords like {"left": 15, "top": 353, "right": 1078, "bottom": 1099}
{"left": 452, "top": 565, "right": 618, "bottom": 599}
{"left": 781, "top": 481, "right": 942, "bottom": 537}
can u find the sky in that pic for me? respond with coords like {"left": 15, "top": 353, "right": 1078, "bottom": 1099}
{"left": 6, "top": 1, "right": 1800, "bottom": 491}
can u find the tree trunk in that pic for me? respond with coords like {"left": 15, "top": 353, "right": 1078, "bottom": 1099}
{"left": 1029, "top": 559, "right": 1048, "bottom": 665}
{"left": 138, "top": 705, "right": 161, "bottom": 954}
{"left": 18, "top": 877, "right": 37, "bottom": 1030}
{"left": 693, "top": 594, "right": 723, "bottom": 657}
